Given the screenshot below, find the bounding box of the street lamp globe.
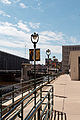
[31,32,39,44]
[46,49,51,56]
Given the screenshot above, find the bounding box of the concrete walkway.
[53,74,80,120]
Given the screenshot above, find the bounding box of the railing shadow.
[53,110,67,120]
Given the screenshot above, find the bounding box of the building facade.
[62,45,80,73]
[0,51,30,70]
[69,51,80,80]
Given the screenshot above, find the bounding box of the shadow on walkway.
[53,110,67,120]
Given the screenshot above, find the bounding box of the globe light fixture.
[46,49,51,56]
[31,32,39,44]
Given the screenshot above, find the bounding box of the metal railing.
[24,85,53,120]
[0,75,55,120]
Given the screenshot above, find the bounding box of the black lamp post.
[31,32,39,120]
[46,49,51,83]
[31,32,39,86]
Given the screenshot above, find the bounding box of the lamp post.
[46,49,51,83]
[31,32,39,120]
[25,44,27,58]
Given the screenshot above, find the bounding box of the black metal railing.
[24,85,53,120]
[0,75,55,120]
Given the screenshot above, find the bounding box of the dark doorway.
[78,57,80,80]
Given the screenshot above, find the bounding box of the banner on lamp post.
[29,49,40,61]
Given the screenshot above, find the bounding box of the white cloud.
[0,21,32,58]
[38,44,62,54]
[13,0,21,3]
[0,21,31,45]
[0,0,11,4]
[0,10,11,17]
[0,21,77,62]
[19,3,27,8]
[39,31,66,44]
[29,22,40,29]
[17,21,30,32]
[40,31,65,41]
[0,21,62,61]
[70,36,77,43]
[0,39,25,48]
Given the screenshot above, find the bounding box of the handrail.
[0,75,55,120]
[1,76,54,100]
[0,76,45,99]
[0,76,44,91]
[24,92,48,120]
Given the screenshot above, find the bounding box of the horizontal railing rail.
[0,74,55,119]
[0,84,54,120]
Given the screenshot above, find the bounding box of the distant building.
[0,51,30,70]
[45,57,61,74]
[69,51,80,80]
[62,45,80,73]
[45,58,52,66]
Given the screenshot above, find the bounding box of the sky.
[0,0,80,64]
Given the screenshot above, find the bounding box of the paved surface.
[53,74,80,120]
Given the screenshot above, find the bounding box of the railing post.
[48,92,50,118]
[51,86,53,119]
[21,81,23,120]
[65,113,67,120]
[52,86,53,111]
[20,66,24,120]
[58,111,59,120]
[61,112,63,120]
[0,90,2,118]
[18,82,24,120]
[38,107,40,120]
[12,86,14,107]
[40,87,42,110]
[54,110,56,120]
[21,102,23,120]
[34,91,36,120]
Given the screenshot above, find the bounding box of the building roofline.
[62,45,80,47]
[0,50,28,60]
